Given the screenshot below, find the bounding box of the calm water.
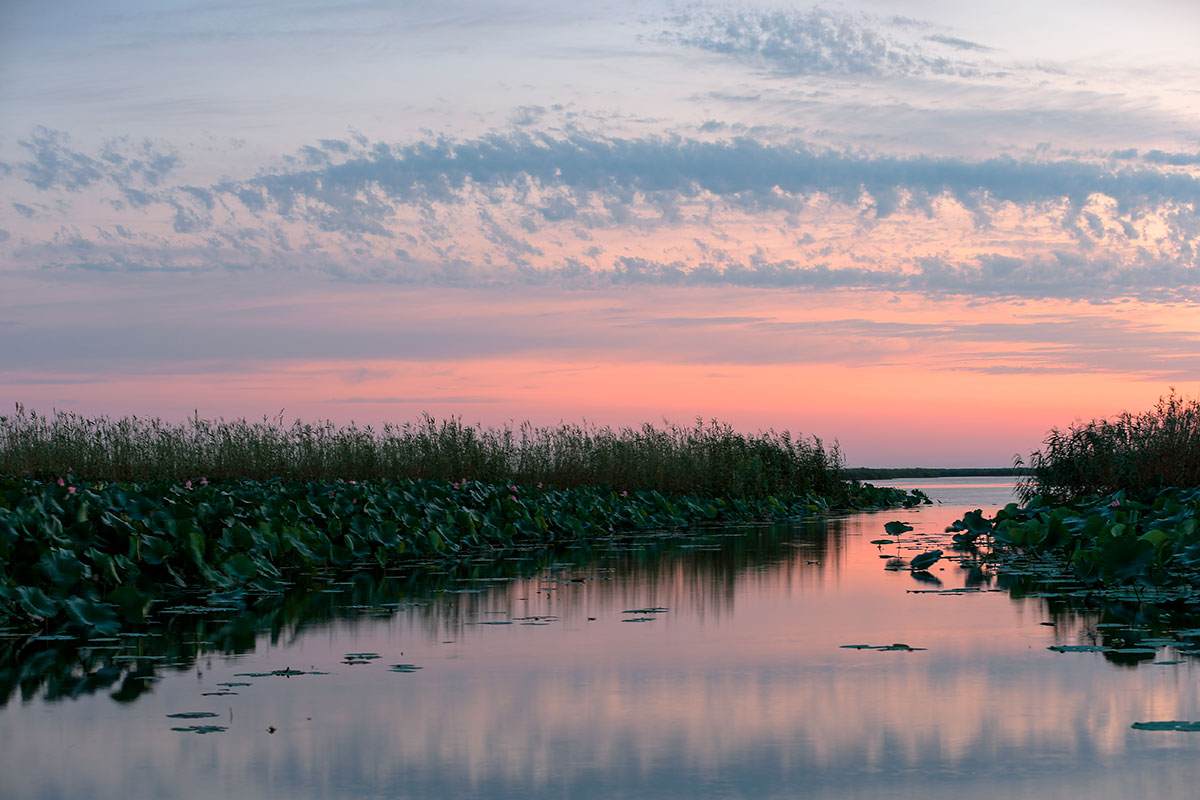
[4,477,1199,799]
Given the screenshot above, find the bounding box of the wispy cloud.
[662,7,990,78]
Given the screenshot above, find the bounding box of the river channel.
[2,477,1198,798]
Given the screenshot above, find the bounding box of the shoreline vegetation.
[0,408,927,636]
[953,392,1200,603]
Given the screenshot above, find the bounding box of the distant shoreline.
[846,467,1020,480]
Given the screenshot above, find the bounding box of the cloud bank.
[3,126,1198,301]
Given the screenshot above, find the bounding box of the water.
[3,477,1199,798]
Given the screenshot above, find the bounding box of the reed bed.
[0,406,847,500]
[1019,391,1200,502]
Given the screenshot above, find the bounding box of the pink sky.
[2,1,1198,466]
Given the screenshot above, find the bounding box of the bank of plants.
[0,474,924,637]
[951,393,1200,602]
[1,407,848,500]
[1017,391,1200,503]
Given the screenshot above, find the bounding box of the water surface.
[3,477,1198,798]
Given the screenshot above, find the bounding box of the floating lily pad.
[870,539,895,545]
[343,653,381,660]
[1131,721,1200,731]
[1047,645,1111,653]
[172,725,227,734]
[218,682,251,687]
[840,643,925,651]
[623,608,668,614]
[167,711,220,719]
[910,550,943,571]
[388,664,422,673]
[622,617,657,622]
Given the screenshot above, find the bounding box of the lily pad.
[388,664,422,673]
[172,725,227,734]
[1131,721,1200,731]
[167,711,220,719]
[1047,645,1111,653]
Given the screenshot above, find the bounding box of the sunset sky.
[2,0,1199,466]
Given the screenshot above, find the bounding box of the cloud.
[6,127,1199,301]
[17,126,181,197]
[925,34,992,52]
[663,7,985,78]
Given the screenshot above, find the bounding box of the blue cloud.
[664,8,985,78]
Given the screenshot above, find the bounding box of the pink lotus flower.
[620,490,628,497]
[68,486,76,494]
[185,480,192,489]
[57,478,65,486]
[200,477,209,486]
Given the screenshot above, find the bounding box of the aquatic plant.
[1018,391,1200,503]
[950,487,1200,598]
[1,407,851,501]
[0,474,924,637]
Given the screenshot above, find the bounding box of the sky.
[1,0,1199,467]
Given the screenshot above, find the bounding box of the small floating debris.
[870,539,895,545]
[202,691,237,696]
[622,617,657,623]
[623,608,668,614]
[172,725,227,734]
[218,682,251,687]
[167,712,220,719]
[388,664,422,673]
[1131,721,1200,732]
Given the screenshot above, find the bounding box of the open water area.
[3,477,1199,798]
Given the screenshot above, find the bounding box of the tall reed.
[0,406,846,500]
[1019,391,1200,502]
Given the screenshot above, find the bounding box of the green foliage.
[0,474,923,635]
[951,486,1200,591]
[1019,391,1200,502]
[1,407,857,501]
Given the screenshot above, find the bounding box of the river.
[2,477,1198,798]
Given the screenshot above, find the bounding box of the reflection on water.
[3,482,1200,799]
